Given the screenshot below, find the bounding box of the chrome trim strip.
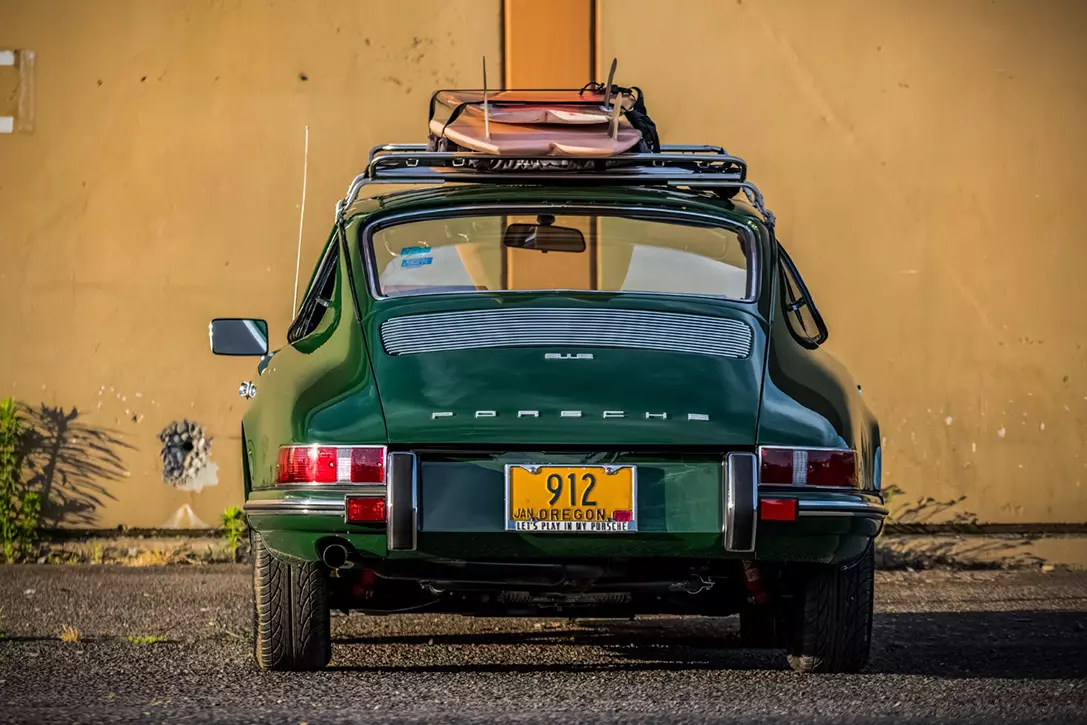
[795,500,888,518]
[724,452,758,552]
[723,461,732,545]
[386,452,419,550]
[758,444,855,453]
[410,459,418,547]
[243,499,349,516]
[381,309,754,358]
[269,484,388,496]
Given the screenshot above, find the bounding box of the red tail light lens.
[760,498,798,521]
[276,445,387,485]
[759,446,857,487]
[350,447,385,484]
[276,446,337,483]
[346,496,386,523]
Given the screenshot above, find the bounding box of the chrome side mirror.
[209,318,269,356]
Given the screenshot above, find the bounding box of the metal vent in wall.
[379,309,753,358]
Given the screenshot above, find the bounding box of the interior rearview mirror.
[209,318,269,356]
[503,221,586,253]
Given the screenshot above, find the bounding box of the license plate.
[505,465,638,533]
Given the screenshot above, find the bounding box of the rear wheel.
[252,533,331,671]
[785,545,874,673]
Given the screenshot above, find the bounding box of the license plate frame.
[504,464,638,533]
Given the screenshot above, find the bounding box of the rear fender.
[241,237,388,491]
[756,251,881,491]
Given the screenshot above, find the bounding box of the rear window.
[364,212,754,300]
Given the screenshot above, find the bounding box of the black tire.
[785,545,874,674]
[252,533,331,671]
[739,606,783,649]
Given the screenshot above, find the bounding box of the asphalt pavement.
[1,565,1085,724]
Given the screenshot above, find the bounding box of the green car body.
[219,175,884,673]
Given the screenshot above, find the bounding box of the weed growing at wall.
[127,635,166,645]
[58,624,81,643]
[221,506,247,563]
[0,398,41,562]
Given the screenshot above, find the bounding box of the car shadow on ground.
[330,609,1087,679]
[869,610,1087,679]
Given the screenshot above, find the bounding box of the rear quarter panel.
[241,229,387,489]
[756,246,881,491]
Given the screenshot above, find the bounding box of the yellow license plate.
[505,465,638,533]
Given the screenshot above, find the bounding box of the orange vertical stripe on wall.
[503,0,594,88]
[503,0,596,290]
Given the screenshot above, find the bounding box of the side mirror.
[209,318,269,356]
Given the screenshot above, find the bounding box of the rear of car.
[217,185,885,674]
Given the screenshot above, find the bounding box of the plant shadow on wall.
[20,402,130,526]
[877,485,1045,570]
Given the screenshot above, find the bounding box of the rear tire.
[252,533,331,671]
[785,545,874,674]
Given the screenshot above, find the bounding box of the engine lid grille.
[379,308,753,359]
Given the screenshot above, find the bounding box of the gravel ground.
[1,566,1085,724]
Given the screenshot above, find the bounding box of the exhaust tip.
[321,543,352,570]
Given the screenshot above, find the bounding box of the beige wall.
[2,0,1085,527]
[602,0,1087,523]
[0,0,501,528]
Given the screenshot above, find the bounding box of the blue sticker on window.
[400,246,430,256]
[401,256,433,268]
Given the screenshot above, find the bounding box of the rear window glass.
[365,213,753,300]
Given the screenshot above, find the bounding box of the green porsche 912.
[211,86,884,674]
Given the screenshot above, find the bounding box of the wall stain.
[157,420,217,492]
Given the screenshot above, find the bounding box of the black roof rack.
[336,143,774,226]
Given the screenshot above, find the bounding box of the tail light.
[759,498,798,521]
[759,446,857,488]
[276,445,386,485]
[346,497,386,523]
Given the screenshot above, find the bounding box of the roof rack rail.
[364,143,730,164]
[337,145,775,226]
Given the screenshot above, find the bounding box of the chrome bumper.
[243,487,383,517]
[795,498,888,518]
[244,495,887,520]
[242,481,886,534]
[243,499,347,516]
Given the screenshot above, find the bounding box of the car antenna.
[482,56,491,140]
